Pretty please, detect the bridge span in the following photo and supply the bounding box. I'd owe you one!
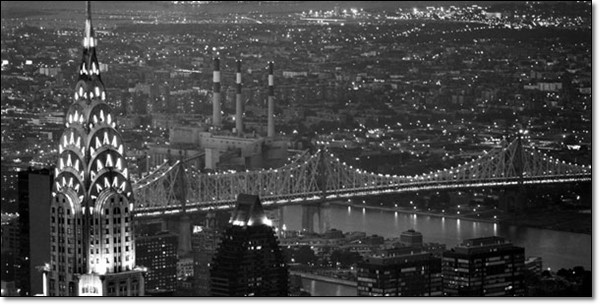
[131,136,591,219]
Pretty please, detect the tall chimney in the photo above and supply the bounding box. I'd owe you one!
[235,59,243,136]
[212,57,221,128]
[267,61,275,137]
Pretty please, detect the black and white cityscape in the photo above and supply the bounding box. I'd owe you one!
[0,1,593,297]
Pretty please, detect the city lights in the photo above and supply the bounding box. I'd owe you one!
[0,0,592,298]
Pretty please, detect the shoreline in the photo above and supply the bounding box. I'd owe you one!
[328,202,591,235]
[329,201,499,223]
[291,270,357,287]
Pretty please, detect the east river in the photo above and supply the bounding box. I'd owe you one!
[281,205,592,296]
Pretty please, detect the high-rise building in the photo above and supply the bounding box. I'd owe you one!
[1,214,19,260]
[17,168,53,296]
[46,1,144,296]
[136,232,178,295]
[1,213,20,296]
[442,236,525,296]
[357,248,442,296]
[209,194,288,296]
[192,210,220,296]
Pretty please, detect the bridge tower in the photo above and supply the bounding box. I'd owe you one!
[500,133,526,212]
[301,149,330,234]
[175,159,192,257]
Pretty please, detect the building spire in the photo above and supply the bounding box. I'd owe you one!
[84,1,95,48]
[75,0,104,102]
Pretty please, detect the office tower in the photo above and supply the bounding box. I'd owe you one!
[357,248,442,296]
[46,1,144,296]
[400,229,423,248]
[210,194,288,296]
[176,257,193,281]
[17,168,53,296]
[442,236,525,296]
[192,211,220,296]
[136,232,178,295]
[1,214,20,296]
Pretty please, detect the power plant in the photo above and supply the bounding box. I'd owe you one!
[147,57,287,172]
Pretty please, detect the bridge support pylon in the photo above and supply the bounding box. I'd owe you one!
[178,214,192,257]
[301,203,330,234]
[500,188,526,213]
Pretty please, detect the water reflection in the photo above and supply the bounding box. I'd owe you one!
[282,205,591,270]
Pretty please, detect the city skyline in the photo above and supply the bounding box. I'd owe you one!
[1,0,594,298]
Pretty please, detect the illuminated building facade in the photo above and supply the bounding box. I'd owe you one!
[135,232,177,295]
[46,1,144,296]
[210,194,288,296]
[357,249,442,296]
[442,236,525,296]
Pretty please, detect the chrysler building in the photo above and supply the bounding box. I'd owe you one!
[46,1,145,296]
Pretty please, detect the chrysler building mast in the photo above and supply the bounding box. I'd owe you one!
[46,1,144,296]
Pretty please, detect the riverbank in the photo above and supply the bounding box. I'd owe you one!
[290,271,357,287]
[330,202,499,223]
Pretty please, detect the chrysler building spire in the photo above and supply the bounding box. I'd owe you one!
[85,0,93,46]
[77,0,104,103]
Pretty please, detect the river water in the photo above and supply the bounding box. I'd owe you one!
[282,205,591,296]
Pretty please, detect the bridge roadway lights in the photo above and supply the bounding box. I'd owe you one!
[133,135,591,217]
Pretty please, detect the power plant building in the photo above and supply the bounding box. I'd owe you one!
[148,58,287,171]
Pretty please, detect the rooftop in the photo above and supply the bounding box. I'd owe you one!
[229,194,273,227]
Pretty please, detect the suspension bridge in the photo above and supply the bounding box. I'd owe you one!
[131,136,591,218]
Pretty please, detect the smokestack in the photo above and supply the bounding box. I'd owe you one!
[235,59,243,136]
[212,57,221,128]
[267,61,275,137]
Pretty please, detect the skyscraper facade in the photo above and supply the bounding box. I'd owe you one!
[210,194,288,296]
[1,214,20,296]
[442,236,525,296]
[192,211,220,296]
[17,168,53,296]
[136,232,178,295]
[46,1,144,296]
[357,248,442,296]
